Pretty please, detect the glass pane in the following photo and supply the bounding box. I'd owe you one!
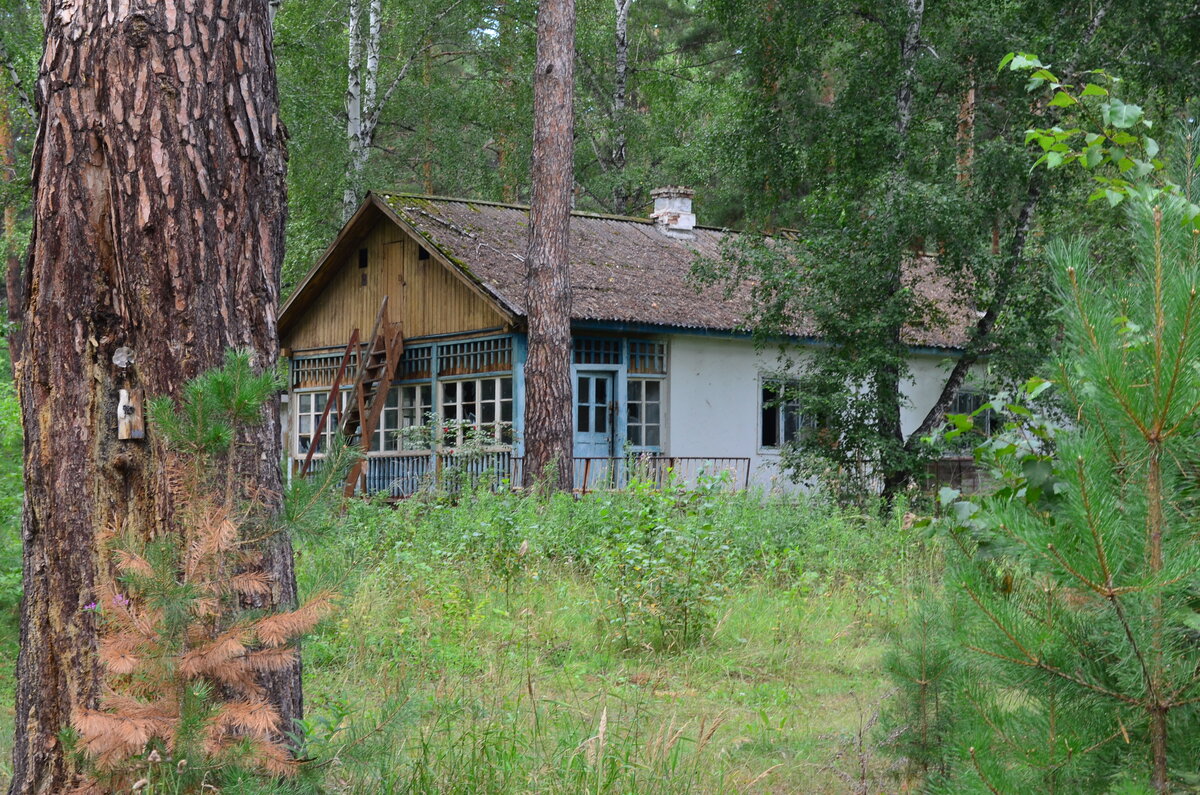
[595,405,607,433]
[783,406,801,443]
[402,388,415,409]
[646,403,659,424]
[645,426,660,447]
[298,394,312,413]
[646,381,660,401]
[578,376,588,404]
[443,382,457,405]
[577,404,589,432]
[628,402,640,423]
[762,386,778,447]
[595,377,607,405]
[482,402,495,423]
[421,385,432,406]
[482,378,496,400]
[315,393,327,412]
[462,380,476,404]
[386,387,399,408]
[628,380,640,402]
[298,415,311,434]
[501,399,513,422]
[629,426,642,446]
[501,378,512,399]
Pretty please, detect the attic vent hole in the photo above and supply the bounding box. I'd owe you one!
[358,248,368,268]
[418,246,430,261]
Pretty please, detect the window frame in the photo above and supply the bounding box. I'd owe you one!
[626,376,665,451]
[437,375,515,450]
[293,388,346,458]
[945,388,995,451]
[758,376,817,452]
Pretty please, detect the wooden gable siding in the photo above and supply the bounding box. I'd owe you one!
[283,219,509,351]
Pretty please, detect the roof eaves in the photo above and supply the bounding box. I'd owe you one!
[375,195,523,321]
[279,195,384,337]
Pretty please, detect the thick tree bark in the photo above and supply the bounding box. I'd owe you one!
[8,1,297,792]
[523,0,575,492]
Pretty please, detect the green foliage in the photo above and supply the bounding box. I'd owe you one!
[285,485,931,792]
[0,372,21,616]
[590,474,734,651]
[889,180,1200,792]
[148,349,282,459]
[0,0,39,268]
[72,353,336,792]
[693,1,1200,500]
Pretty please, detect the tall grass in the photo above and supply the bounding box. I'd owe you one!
[287,482,936,793]
[0,478,935,793]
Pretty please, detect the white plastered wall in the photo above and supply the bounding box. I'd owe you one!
[665,334,965,490]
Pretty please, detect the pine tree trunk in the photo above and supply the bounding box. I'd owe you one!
[523,0,575,492]
[8,1,296,791]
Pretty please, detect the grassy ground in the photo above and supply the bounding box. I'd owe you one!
[0,484,934,793]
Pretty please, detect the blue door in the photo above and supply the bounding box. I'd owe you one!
[574,371,616,459]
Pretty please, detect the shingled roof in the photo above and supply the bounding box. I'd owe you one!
[283,192,974,350]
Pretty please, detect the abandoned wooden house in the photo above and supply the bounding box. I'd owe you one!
[278,188,980,495]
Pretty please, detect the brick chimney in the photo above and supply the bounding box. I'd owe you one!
[650,186,696,239]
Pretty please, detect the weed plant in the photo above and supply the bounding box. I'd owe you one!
[285,481,936,793]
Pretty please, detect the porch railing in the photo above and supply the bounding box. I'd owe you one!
[299,452,751,497]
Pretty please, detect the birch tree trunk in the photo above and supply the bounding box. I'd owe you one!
[8,0,296,790]
[343,0,365,218]
[611,0,632,214]
[878,0,923,503]
[523,0,575,492]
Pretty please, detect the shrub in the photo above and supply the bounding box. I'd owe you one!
[68,352,334,793]
[891,190,1200,794]
[592,475,733,651]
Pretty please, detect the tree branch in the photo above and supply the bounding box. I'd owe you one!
[0,38,33,121]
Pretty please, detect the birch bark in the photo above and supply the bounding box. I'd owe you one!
[611,0,632,214]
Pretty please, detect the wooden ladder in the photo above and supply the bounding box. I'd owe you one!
[340,297,405,496]
[297,297,404,496]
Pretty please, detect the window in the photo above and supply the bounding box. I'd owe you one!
[295,391,342,455]
[760,379,816,449]
[947,389,995,449]
[628,341,667,375]
[439,337,512,377]
[627,379,662,448]
[440,376,514,447]
[370,384,434,452]
[398,384,434,449]
[573,338,622,365]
